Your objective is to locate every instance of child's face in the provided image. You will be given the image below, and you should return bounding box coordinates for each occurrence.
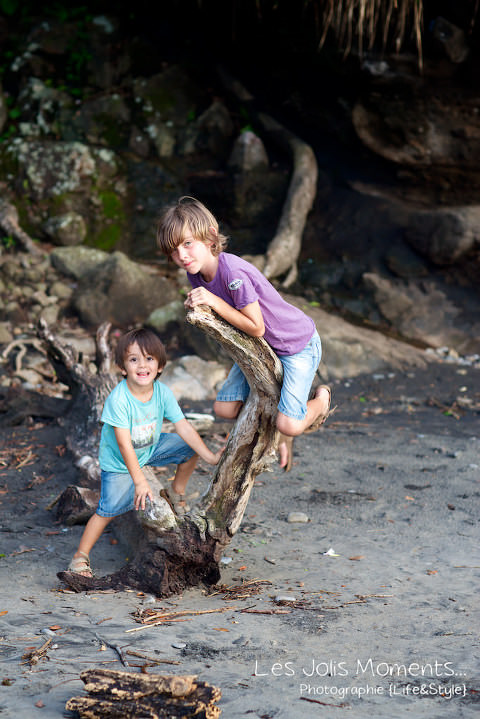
[170,233,216,275]
[122,341,162,390]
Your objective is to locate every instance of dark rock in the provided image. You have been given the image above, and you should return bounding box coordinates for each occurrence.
[73,251,178,327]
[50,246,109,279]
[431,17,470,64]
[43,212,87,246]
[384,241,429,278]
[405,206,480,265]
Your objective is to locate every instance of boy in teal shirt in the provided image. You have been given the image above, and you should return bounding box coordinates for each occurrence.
[67,328,222,577]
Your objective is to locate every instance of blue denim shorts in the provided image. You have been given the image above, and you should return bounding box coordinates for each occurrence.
[216,330,322,421]
[97,433,196,518]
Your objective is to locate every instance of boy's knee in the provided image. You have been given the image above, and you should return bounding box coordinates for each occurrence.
[213,400,242,420]
[276,414,302,437]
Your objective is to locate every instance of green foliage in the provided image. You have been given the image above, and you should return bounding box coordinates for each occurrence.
[0,125,17,143]
[0,2,94,98]
[99,191,123,220]
[87,191,127,250]
[44,3,90,22]
[0,0,19,16]
[93,223,122,250]
[94,114,125,147]
[1,235,16,249]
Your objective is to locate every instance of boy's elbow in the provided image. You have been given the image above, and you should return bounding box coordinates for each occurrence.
[252,324,265,338]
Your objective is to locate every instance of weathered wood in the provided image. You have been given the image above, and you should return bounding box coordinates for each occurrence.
[0,198,43,255]
[53,485,100,525]
[43,306,283,595]
[37,319,117,487]
[66,668,221,718]
[0,386,69,426]
[185,306,283,539]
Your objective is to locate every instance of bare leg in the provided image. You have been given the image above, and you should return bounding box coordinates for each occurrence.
[277,386,330,470]
[171,454,198,496]
[71,513,114,576]
[213,399,243,419]
[277,386,331,438]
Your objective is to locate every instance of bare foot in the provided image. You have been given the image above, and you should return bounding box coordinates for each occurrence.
[278,433,294,471]
[304,385,333,434]
[315,385,331,414]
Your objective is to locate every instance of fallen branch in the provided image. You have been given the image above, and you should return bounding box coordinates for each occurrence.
[21,637,52,666]
[209,579,273,601]
[125,650,180,666]
[128,606,237,633]
[300,696,348,708]
[427,397,463,419]
[65,668,221,718]
[95,634,129,666]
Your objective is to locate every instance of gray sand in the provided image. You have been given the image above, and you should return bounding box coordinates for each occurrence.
[0,365,479,717]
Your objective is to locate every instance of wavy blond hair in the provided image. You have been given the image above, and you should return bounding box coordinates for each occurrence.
[156,196,228,257]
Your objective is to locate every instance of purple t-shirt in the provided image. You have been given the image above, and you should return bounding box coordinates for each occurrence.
[188,253,315,356]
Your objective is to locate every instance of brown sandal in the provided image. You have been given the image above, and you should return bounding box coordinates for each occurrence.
[67,551,93,577]
[160,487,191,515]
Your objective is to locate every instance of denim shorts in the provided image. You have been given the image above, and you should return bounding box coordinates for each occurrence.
[97,433,196,518]
[216,330,322,421]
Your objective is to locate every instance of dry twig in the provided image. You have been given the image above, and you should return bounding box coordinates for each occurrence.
[209,579,272,601]
[21,638,53,666]
[127,606,237,633]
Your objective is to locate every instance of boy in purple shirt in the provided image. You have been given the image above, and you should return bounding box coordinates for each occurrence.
[157,196,332,468]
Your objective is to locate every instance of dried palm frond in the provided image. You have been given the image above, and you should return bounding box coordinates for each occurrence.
[314,0,424,67]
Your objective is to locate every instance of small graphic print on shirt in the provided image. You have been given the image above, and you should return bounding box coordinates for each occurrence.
[131,421,156,449]
[228,278,243,291]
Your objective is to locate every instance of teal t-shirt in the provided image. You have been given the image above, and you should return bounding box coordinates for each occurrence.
[98,379,184,472]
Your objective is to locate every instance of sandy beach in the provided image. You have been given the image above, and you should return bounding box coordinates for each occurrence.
[0,362,479,718]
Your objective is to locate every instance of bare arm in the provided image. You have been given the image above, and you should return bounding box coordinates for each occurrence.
[174,418,223,465]
[185,288,265,338]
[113,426,154,510]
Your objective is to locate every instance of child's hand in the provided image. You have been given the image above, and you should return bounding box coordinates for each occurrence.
[134,478,154,511]
[208,447,225,465]
[185,287,217,310]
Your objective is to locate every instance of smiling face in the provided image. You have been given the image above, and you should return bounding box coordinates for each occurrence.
[122,341,162,395]
[170,233,218,279]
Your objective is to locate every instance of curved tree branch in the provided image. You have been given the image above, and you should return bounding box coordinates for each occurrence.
[257,112,318,286]
[217,66,318,287]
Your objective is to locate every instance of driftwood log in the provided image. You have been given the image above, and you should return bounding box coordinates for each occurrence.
[37,319,117,487]
[39,306,283,595]
[66,668,221,718]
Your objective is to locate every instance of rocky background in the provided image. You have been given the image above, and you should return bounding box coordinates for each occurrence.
[0,1,479,415]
